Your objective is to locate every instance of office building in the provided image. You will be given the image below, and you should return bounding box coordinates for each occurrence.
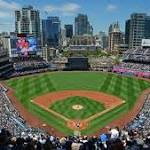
[75,14,93,36]
[42,47,56,61]
[99,31,108,49]
[64,24,73,39]
[15,5,40,41]
[125,13,150,48]
[70,35,96,45]
[69,35,101,51]
[42,16,61,48]
[125,19,130,46]
[145,16,150,39]
[0,38,13,78]
[108,22,123,51]
[128,13,145,48]
[60,28,68,47]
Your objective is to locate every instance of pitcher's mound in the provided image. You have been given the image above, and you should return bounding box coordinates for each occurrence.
[72,104,84,110]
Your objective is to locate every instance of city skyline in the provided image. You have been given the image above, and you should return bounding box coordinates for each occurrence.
[0,0,150,33]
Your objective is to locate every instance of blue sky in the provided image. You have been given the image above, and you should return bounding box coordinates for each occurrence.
[0,0,150,34]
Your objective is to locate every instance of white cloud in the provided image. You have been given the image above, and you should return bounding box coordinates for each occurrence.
[106,4,118,12]
[44,5,58,13]
[0,0,20,31]
[0,0,21,10]
[44,3,80,15]
[0,11,10,17]
[62,3,80,13]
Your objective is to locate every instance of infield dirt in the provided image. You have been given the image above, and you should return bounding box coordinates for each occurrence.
[3,82,150,136]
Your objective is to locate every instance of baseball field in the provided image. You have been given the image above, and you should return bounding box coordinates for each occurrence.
[5,72,150,135]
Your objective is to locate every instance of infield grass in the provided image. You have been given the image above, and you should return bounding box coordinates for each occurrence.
[49,96,105,119]
[6,72,150,135]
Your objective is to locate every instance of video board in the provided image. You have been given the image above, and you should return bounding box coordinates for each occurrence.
[16,34,37,56]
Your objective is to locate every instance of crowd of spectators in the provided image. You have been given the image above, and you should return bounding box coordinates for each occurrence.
[113,48,150,78]
[89,57,114,72]
[9,57,55,77]
[1,51,150,149]
[0,84,46,136]
[127,94,150,135]
[1,84,150,149]
[11,67,52,77]
[52,57,68,64]
[13,60,50,72]
[123,48,150,63]
[113,63,150,78]
[52,56,115,72]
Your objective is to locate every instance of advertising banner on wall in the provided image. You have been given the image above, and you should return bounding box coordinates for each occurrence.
[142,39,150,47]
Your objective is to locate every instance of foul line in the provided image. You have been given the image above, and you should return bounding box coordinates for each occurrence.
[31,100,125,128]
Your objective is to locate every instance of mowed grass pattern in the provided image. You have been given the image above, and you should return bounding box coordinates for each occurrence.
[50,96,105,119]
[6,72,150,135]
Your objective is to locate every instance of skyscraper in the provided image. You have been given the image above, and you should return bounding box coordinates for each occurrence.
[128,13,146,49]
[125,19,130,46]
[125,13,150,48]
[60,28,67,47]
[75,14,93,36]
[42,16,61,48]
[64,24,73,39]
[15,5,40,40]
[0,37,13,78]
[108,22,123,51]
[145,16,150,39]
[99,31,108,49]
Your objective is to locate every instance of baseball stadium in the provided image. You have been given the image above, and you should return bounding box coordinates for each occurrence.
[1,2,150,149]
[3,71,150,136]
[1,40,150,150]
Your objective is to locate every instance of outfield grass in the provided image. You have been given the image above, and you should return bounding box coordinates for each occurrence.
[50,96,105,119]
[6,72,150,135]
